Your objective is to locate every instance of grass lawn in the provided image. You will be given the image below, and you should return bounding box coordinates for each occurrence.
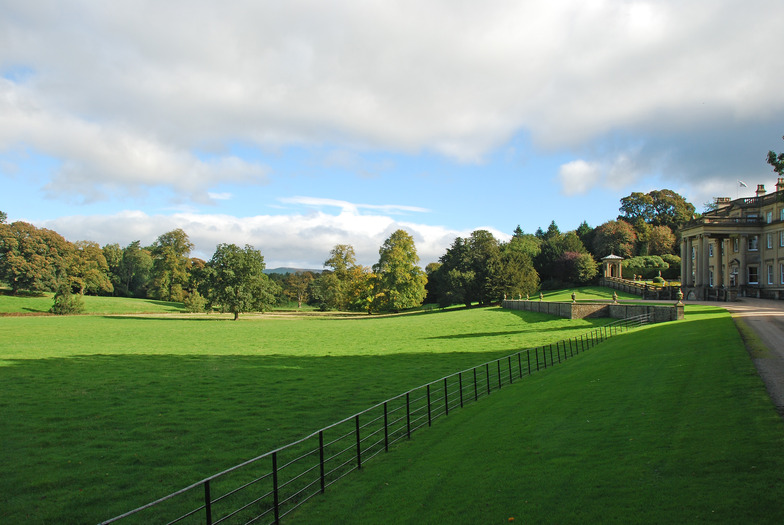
[0,290,184,315]
[293,306,784,524]
[0,304,610,524]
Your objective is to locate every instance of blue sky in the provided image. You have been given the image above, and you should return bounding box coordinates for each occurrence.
[2,1,784,268]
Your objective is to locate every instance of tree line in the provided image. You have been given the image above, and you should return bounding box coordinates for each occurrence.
[0,189,695,316]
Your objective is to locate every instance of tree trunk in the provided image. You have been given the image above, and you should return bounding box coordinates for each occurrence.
[233,311,239,321]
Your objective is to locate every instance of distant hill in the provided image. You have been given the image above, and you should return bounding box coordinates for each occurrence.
[264,267,323,275]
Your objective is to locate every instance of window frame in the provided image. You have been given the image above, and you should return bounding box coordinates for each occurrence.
[748,265,759,284]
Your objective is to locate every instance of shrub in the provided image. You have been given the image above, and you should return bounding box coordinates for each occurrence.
[183,290,207,313]
[50,286,84,315]
[622,255,669,280]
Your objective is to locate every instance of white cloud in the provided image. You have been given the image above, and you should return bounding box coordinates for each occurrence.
[558,160,601,196]
[39,203,504,269]
[2,0,784,205]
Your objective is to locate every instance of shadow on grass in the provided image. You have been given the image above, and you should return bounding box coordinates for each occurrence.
[2,347,543,524]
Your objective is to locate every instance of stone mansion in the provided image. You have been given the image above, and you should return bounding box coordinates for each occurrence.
[680,178,784,300]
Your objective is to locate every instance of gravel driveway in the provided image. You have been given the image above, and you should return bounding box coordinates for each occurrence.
[689,298,784,416]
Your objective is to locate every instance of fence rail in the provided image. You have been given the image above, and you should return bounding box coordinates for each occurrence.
[100,313,652,525]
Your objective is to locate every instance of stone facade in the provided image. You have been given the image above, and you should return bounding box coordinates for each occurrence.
[679,178,784,300]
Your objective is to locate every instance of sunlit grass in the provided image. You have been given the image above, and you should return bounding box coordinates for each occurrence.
[0,305,610,524]
[295,305,784,523]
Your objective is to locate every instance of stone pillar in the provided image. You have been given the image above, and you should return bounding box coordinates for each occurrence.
[686,236,694,286]
[715,237,723,288]
[739,234,747,286]
[702,235,711,288]
[696,235,705,286]
[680,238,688,285]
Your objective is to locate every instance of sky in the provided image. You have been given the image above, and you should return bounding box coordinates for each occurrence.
[2,0,784,269]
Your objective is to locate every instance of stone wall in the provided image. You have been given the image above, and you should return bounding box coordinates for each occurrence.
[502,299,684,323]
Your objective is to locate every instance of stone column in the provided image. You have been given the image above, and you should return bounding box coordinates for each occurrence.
[685,236,694,286]
[680,238,688,285]
[715,237,723,288]
[703,235,711,287]
[696,235,705,286]
[739,234,747,286]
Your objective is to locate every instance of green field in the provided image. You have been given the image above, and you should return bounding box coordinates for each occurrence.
[295,306,784,524]
[1,298,610,524]
[2,290,782,524]
[0,290,184,315]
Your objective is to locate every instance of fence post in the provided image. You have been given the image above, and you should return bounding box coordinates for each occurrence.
[497,360,502,389]
[443,378,449,416]
[549,344,554,366]
[535,348,540,371]
[556,342,561,363]
[204,480,212,525]
[473,367,478,401]
[355,415,362,469]
[272,452,280,524]
[527,350,531,375]
[384,402,389,452]
[319,431,326,493]
[508,356,514,383]
[518,353,523,378]
[486,363,491,395]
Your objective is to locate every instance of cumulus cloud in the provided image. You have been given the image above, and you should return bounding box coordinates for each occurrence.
[39,203,505,269]
[1,0,782,203]
[558,160,601,196]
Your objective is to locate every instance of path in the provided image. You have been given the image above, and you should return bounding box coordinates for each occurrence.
[688,298,784,416]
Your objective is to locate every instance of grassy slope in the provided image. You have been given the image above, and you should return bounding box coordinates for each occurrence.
[0,291,184,314]
[295,306,784,524]
[0,307,609,524]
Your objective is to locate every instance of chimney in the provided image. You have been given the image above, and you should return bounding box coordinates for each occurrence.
[756,184,766,197]
[777,177,784,193]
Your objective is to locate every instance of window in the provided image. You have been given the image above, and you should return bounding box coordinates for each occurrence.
[733,237,739,252]
[780,231,784,248]
[709,244,713,257]
[781,208,784,221]
[767,211,773,223]
[748,235,759,251]
[768,233,773,249]
[768,265,774,285]
[781,263,784,285]
[709,269,714,287]
[748,266,759,284]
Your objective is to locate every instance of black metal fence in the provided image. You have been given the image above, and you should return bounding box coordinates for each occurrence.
[100,313,652,525]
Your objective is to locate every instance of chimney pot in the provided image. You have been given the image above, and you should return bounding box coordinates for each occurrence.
[756,184,766,197]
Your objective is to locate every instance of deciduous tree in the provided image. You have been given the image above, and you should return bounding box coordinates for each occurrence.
[204,243,276,320]
[593,220,637,259]
[283,271,315,309]
[618,190,695,231]
[150,228,193,301]
[0,221,73,294]
[70,241,113,295]
[767,135,784,176]
[373,229,427,312]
